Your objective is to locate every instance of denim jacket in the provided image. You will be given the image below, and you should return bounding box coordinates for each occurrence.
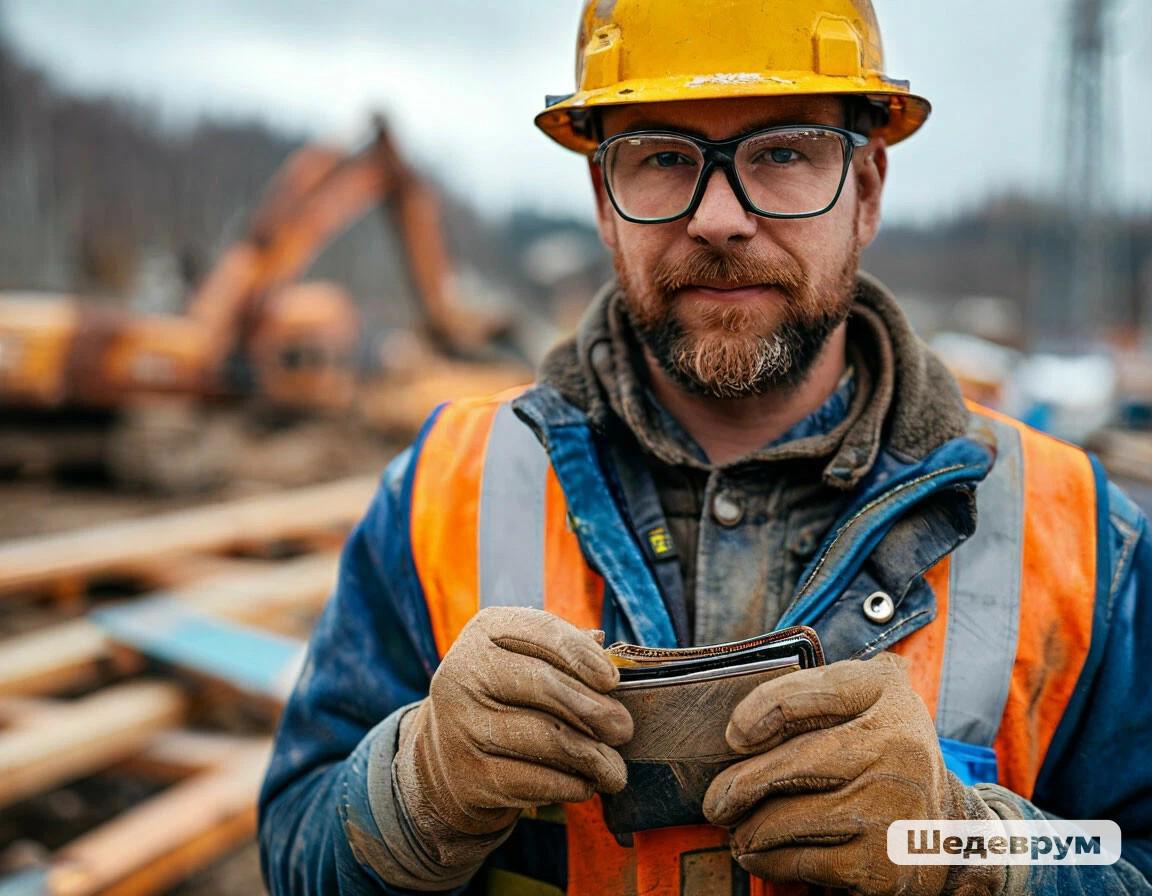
[259,280,1152,895]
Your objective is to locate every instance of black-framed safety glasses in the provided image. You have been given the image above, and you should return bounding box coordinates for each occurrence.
[593,125,869,224]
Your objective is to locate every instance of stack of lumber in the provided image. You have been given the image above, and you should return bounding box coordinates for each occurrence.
[1093,427,1152,485]
[0,477,377,896]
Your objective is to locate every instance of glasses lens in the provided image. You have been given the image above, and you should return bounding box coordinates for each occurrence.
[735,128,849,216]
[602,135,704,221]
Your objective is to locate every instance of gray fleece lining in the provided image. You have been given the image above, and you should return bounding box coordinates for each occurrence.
[538,272,971,480]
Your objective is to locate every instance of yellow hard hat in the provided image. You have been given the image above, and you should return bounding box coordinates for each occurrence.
[535,0,930,155]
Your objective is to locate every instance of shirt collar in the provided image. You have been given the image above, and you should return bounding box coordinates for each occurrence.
[537,273,970,486]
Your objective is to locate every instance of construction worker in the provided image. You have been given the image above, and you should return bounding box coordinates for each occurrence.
[259,1,1152,894]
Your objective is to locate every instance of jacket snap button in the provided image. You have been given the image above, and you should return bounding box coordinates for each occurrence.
[863,591,895,624]
[711,492,744,526]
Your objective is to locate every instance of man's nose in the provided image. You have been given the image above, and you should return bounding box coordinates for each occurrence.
[685,168,758,247]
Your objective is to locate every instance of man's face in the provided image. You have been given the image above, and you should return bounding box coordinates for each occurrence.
[592,95,887,398]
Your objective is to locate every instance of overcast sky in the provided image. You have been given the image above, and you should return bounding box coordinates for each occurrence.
[3,1,1150,226]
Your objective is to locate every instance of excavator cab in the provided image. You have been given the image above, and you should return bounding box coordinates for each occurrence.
[246,282,360,415]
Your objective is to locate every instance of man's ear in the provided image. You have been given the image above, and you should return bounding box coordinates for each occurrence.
[589,159,619,252]
[855,140,888,248]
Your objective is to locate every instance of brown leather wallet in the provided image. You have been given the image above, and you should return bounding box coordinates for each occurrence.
[600,626,824,843]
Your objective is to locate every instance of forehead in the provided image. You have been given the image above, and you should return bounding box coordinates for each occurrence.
[599,95,846,140]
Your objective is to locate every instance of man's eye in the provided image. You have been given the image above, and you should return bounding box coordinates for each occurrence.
[761,147,801,164]
[646,151,694,168]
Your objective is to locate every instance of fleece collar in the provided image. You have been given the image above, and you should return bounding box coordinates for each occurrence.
[537,273,972,489]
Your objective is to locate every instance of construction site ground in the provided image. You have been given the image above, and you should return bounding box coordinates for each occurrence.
[0,420,400,896]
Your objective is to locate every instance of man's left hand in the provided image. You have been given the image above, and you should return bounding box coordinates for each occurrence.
[702,652,1005,896]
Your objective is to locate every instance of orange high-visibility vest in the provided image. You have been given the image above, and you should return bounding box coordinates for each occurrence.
[407,390,1098,896]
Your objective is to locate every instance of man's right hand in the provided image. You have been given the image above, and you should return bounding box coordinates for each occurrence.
[392,606,633,868]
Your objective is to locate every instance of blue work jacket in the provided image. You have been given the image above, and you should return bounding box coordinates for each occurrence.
[259,385,1152,894]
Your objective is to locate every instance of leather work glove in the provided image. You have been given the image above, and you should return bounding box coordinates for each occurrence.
[393,606,633,879]
[702,652,1006,896]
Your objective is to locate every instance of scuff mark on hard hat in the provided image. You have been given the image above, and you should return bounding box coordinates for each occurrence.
[688,72,763,87]
[685,72,799,88]
[595,0,618,19]
[686,72,797,88]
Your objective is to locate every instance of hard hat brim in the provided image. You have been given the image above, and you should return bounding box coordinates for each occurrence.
[535,74,931,154]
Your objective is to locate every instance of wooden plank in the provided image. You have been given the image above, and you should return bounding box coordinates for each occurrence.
[97,811,254,896]
[45,744,270,896]
[0,695,69,725]
[0,620,141,699]
[150,551,339,624]
[92,602,306,701]
[0,552,336,699]
[141,554,283,590]
[0,716,259,781]
[0,475,374,596]
[120,731,266,780]
[0,681,185,809]
[1096,429,1152,485]
[1106,455,1152,485]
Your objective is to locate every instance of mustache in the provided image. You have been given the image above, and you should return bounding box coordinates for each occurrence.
[651,248,807,297]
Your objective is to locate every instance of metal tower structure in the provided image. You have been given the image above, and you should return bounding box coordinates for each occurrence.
[1054,0,1117,345]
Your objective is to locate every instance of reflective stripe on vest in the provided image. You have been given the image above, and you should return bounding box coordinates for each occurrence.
[479,403,549,611]
[936,415,1024,747]
[411,390,604,659]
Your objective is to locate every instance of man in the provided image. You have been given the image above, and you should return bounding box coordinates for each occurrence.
[259,1,1152,894]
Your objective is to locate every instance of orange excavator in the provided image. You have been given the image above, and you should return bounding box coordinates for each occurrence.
[0,118,532,490]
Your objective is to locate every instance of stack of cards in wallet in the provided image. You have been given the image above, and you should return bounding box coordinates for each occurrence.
[599,626,825,842]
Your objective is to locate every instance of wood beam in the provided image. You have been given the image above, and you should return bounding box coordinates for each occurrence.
[0,551,336,699]
[46,744,270,896]
[0,475,373,597]
[0,681,185,809]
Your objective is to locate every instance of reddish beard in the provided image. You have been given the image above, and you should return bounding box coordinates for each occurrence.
[615,243,859,397]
